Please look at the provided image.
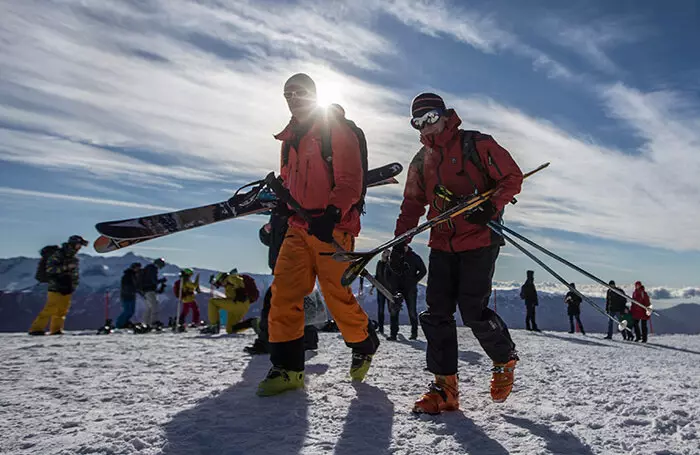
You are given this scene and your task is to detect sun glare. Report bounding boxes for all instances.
[316,80,344,108]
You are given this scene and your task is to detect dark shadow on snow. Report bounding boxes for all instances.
[502,415,595,455]
[162,354,310,455]
[535,332,612,348]
[643,342,700,356]
[430,412,509,455]
[334,383,394,455]
[397,338,484,366]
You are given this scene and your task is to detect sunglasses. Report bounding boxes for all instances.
[411,109,443,130]
[283,89,310,100]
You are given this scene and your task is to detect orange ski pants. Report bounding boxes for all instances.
[269,227,369,344]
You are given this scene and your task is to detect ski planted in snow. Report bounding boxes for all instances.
[93,162,403,253]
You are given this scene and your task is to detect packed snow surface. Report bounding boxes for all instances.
[1,328,698,454]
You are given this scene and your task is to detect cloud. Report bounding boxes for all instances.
[376,0,575,80]
[543,16,645,75]
[0,187,176,212]
[0,0,398,188]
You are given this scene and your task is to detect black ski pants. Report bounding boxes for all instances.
[525,303,538,330]
[376,292,387,333]
[633,319,648,342]
[568,313,585,334]
[421,246,515,375]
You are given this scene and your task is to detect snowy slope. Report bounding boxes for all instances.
[1,329,698,454]
[2,253,700,334]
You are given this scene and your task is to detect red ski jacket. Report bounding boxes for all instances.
[631,285,651,320]
[275,111,363,236]
[394,110,523,252]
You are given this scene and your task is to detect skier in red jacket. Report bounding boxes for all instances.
[631,281,651,342]
[392,92,523,414]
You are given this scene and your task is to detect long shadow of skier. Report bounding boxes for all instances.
[535,332,612,348]
[644,343,700,356]
[334,383,394,455]
[397,338,484,366]
[502,415,595,455]
[439,412,509,455]
[162,354,310,455]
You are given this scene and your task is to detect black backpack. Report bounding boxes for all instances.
[282,111,369,214]
[35,245,60,283]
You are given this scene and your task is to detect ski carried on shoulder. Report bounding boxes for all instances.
[93,162,403,253]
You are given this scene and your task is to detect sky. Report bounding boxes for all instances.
[1,0,699,290]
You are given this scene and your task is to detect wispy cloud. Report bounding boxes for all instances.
[376,0,575,80]
[542,16,645,74]
[0,187,176,212]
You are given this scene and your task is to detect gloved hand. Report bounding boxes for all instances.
[389,245,406,275]
[625,302,632,309]
[465,199,497,225]
[234,287,247,302]
[308,205,341,243]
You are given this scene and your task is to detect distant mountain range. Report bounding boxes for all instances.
[1,252,698,334]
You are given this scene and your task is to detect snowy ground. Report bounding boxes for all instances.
[1,328,699,455]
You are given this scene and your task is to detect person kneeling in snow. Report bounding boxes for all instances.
[201,270,259,335]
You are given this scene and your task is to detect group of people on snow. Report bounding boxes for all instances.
[519,271,652,341]
[25,73,658,417]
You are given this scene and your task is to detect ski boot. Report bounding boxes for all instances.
[199,324,220,335]
[244,339,269,355]
[413,375,459,414]
[28,331,45,336]
[349,352,373,382]
[256,367,304,397]
[490,357,517,403]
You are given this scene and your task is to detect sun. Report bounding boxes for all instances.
[316,80,344,108]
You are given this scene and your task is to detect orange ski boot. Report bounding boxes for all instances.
[412,374,459,415]
[490,358,517,403]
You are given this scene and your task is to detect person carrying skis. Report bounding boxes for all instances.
[565,283,585,335]
[386,245,426,341]
[244,213,323,354]
[115,262,141,329]
[392,92,523,414]
[520,270,541,332]
[176,268,201,326]
[256,73,379,397]
[140,258,167,329]
[604,279,627,339]
[201,270,256,334]
[631,281,651,342]
[28,235,89,335]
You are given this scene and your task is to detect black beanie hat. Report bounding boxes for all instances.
[411,92,446,118]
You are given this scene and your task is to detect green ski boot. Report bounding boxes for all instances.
[350,353,373,382]
[256,367,305,397]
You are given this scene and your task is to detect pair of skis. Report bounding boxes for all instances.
[330,161,651,332]
[93,163,403,253]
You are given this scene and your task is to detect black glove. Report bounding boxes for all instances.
[308,205,341,243]
[465,199,497,225]
[389,245,406,275]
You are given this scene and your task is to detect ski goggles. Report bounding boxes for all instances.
[410,109,443,130]
[283,89,311,100]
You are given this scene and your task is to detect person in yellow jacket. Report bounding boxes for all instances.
[29,235,89,335]
[177,269,201,326]
[200,271,257,334]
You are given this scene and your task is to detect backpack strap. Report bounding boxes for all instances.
[460,130,495,191]
[320,116,334,187]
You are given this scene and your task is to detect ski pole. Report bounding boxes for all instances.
[491,222,657,318]
[263,172,401,304]
[174,273,183,332]
[487,221,631,333]
[329,162,550,286]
